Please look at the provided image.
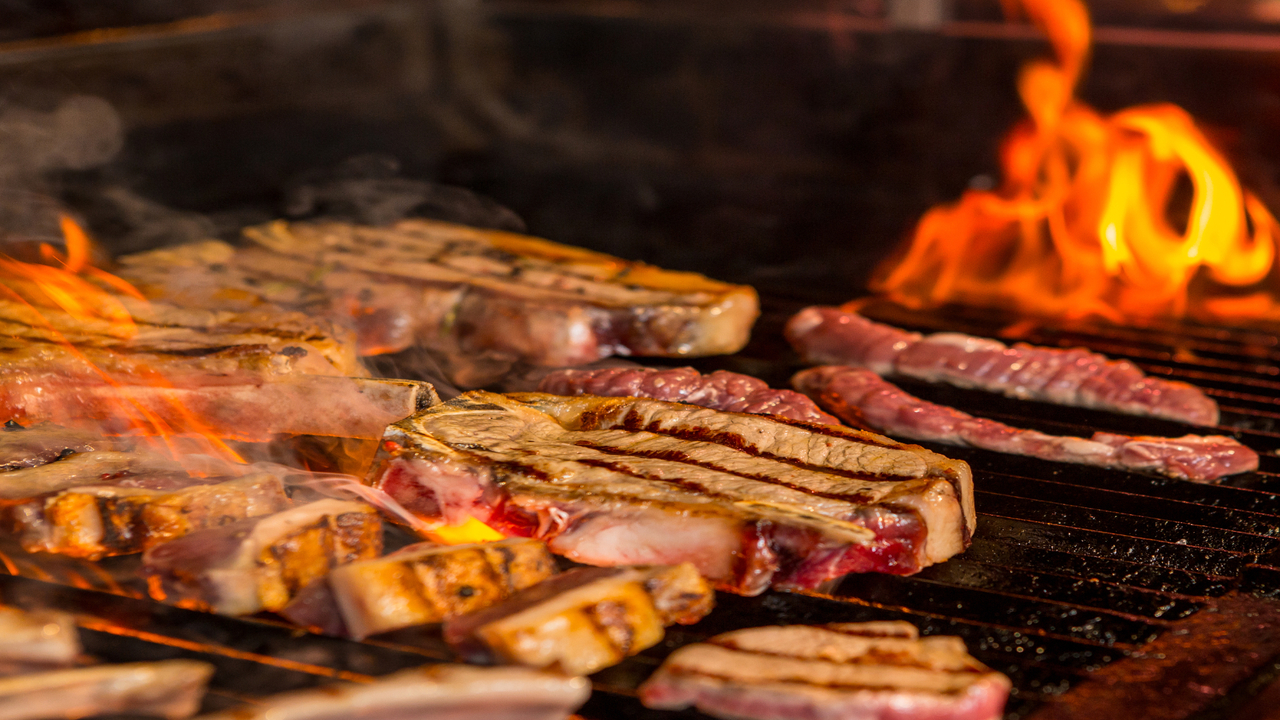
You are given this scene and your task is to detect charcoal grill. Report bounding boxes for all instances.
[5,294,1280,720]
[5,0,1280,718]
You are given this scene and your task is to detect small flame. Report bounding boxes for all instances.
[430,516,506,544]
[275,468,506,545]
[1,215,244,469]
[872,0,1280,322]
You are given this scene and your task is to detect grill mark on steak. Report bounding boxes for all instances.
[703,638,986,673]
[575,440,876,504]
[443,432,900,521]
[602,409,916,482]
[657,667,976,694]
[572,457,744,503]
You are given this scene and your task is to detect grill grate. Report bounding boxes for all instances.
[4,296,1280,719]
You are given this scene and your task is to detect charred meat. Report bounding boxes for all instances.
[5,473,291,560]
[194,664,589,720]
[786,306,1219,426]
[795,366,1258,482]
[444,564,713,676]
[325,537,558,639]
[538,366,840,425]
[143,499,383,615]
[0,660,214,720]
[639,621,1010,720]
[369,391,974,595]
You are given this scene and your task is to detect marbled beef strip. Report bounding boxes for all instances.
[786,306,1219,426]
[794,366,1257,482]
[538,366,840,425]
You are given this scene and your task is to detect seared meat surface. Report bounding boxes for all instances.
[5,473,290,559]
[444,563,713,675]
[640,621,1010,720]
[326,537,558,639]
[0,606,80,672]
[538,366,839,425]
[786,306,1219,426]
[368,391,974,595]
[143,499,383,615]
[0,660,214,720]
[194,664,590,720]
[795,366,1258,482]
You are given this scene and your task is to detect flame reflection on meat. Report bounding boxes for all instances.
[872,0,1280,322]
[0,216,244,471]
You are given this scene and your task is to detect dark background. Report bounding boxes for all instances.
[1,0,1278,303]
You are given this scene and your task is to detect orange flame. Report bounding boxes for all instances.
[872,0,1280,322]
[1,215,244,469]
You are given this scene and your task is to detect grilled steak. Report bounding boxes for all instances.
[444,563,713,676]
[0,342,435,441]
[0,277,435,440]
[194,664,590,720]
[786,306,1219,426]
[538,366,840,425]
[0,448,187,500]
[0,423,131,471]
[368,391,974,595]
[5,473,291,559]
[0,606,79,671]
[120,219,760,371]
[326,537,558,639]
[0,660,214,720]
[143,499,383,615]
[795,366,1258,482]
[639,621,1011,720]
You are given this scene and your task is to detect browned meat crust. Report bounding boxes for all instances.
[326,537,559,639]
[143,500,384,615]
[444,564,713,676]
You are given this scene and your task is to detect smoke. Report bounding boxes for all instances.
[0,95,123,180]
[284,154,526,231]
[0,95,124,252]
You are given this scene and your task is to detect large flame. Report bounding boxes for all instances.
[872,0,1280,322]
[0,216,244,469]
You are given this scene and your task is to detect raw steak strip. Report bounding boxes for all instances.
[639,621,1010,720]
[786,306,1219,426]
[538,366,839,425]
[367,391,973,595]
[794,366,1258,482]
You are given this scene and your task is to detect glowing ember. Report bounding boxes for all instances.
[0,216,244,469]
[430,516,506,544]
[872,0,1280,322]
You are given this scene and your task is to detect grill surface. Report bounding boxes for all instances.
[5,295,1280,720]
